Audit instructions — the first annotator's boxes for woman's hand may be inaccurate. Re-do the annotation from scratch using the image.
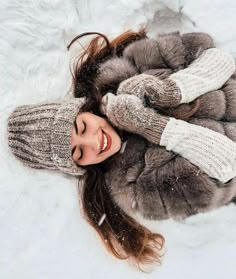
[100,93,169,145]
[100,93,145,133]
[116,73,181,108]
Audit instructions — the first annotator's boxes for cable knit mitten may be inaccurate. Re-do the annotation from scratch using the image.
[100,93,170,144]
[117,73,181,108]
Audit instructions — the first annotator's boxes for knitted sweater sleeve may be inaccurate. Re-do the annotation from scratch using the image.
[101,92,236,184]
[160,118,236,183]
[169,48,236,103]
[117,48,235,108]
[158,49,236,182]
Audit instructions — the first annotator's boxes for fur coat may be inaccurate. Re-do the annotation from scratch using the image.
[96,32,236,220]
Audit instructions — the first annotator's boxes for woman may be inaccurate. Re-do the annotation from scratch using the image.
[7,29,236,269]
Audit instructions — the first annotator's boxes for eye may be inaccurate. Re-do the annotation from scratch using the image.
[82,121,86,134]
[77,121,86,161]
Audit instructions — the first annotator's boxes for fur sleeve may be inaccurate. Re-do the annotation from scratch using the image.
[95,32,214,94]
[135,145,236,221]
[123,32,214,73]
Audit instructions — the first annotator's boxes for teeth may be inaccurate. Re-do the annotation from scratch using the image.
[102,133,108,151]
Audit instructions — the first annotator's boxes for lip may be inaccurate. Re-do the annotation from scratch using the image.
[100,131,104,153]
[100,130,112,154]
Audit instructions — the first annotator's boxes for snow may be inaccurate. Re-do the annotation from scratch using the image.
[1,0,236,278]
[98,214,106,227]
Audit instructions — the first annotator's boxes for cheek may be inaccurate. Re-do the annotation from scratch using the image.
[79,149,100,166]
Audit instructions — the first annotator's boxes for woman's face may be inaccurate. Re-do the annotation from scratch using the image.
[71,112,122,166]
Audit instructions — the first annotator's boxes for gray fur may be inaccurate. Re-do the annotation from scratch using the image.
[123,38,166,72]
[155,32,186,70]
[182,32,214,63]
[96,57,137,91]
[98,32,236,220]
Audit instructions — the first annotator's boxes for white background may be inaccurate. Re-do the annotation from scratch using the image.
[1,0,236,278]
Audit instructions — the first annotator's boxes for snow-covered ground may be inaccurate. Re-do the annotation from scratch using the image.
[1,0,236,278]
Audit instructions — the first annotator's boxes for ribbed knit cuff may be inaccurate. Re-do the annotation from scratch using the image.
[170,48,236,103]
[139,109,170,145]
[160,118,236,183]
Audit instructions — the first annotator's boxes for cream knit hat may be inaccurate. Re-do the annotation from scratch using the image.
[7,98,86,176]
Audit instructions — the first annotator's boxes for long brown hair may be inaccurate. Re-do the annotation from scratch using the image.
[68,29,198,270]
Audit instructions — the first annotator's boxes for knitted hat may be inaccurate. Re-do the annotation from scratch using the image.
[7,98,86,176]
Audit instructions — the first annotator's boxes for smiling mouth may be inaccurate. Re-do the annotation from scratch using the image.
[100,130,112,154]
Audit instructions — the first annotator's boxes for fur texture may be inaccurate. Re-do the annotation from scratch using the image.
[99,32,236,220]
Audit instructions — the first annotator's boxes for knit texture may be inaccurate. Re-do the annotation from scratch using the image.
[115,48,235,109]
[160,118,236,183]
[170,48,236,103]
[102,91,236,184]
[101,93,169,144]
[117,73,181,107]
[7,99,86,176]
